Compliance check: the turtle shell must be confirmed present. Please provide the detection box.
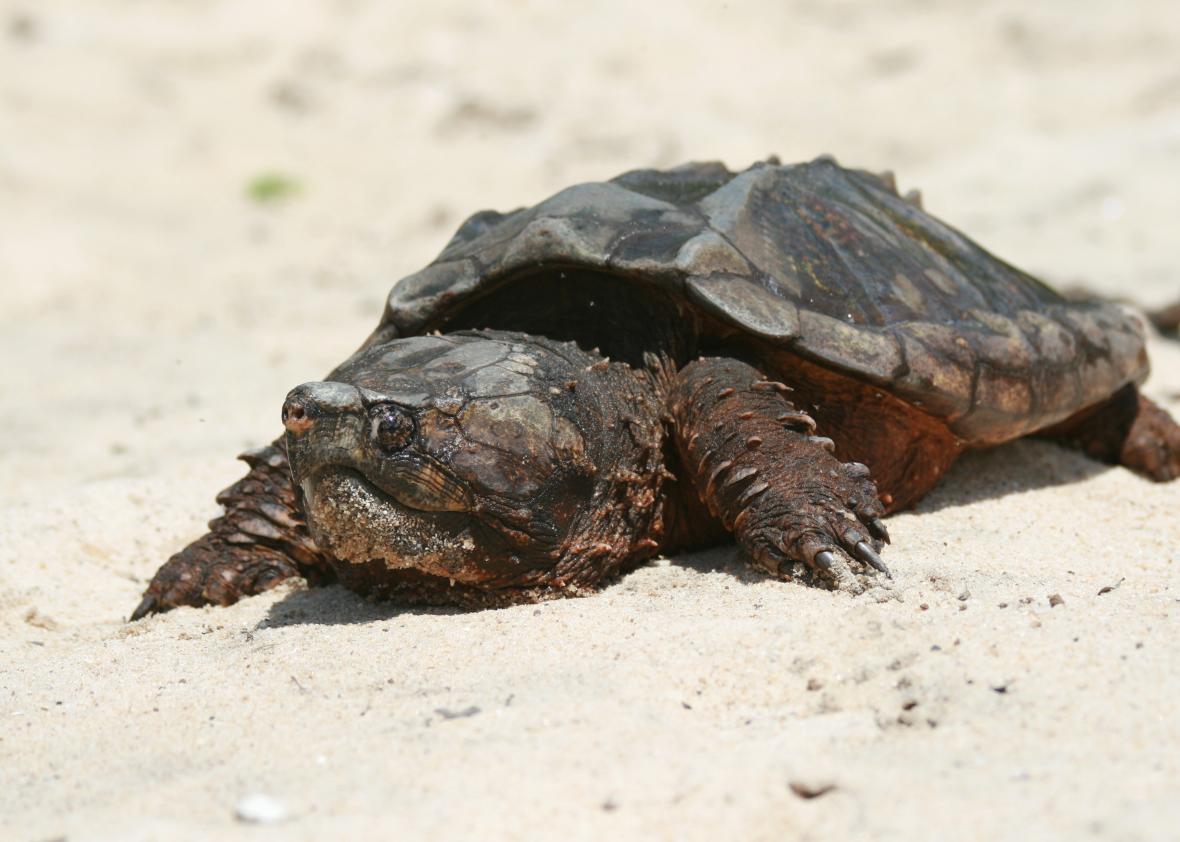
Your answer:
[374,157,1149,444]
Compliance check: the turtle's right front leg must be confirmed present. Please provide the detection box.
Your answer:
[131,440,335,620]
[667,357,891,591]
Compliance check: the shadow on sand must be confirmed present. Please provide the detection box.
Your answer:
[913,438,1113,514]
[259,585,465,629]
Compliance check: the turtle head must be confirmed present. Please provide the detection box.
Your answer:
[281,331,666,598]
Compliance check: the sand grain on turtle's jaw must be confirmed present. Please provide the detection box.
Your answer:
[302,467,477,580]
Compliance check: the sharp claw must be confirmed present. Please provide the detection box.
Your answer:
[853,541,891,577]
[867,517,891,544]
[812,550,837,572]
[129,594,158,622]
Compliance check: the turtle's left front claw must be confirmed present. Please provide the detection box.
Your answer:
[867,517,890,544]
[853,541,891,577]
[129,595,158,623]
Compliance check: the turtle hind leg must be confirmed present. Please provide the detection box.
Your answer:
[667,356,892,592]
[1042,384,1180,482]
[131,440,335,620]
[1148,299,1180,335]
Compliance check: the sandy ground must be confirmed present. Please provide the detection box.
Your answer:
[3,1,1180,839]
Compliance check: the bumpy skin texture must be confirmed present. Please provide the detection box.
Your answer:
[1043,385,1180,482]
[131,444,333,620]
[133,157,1180,618]
[283,331,670,606]
[669,358,889,591]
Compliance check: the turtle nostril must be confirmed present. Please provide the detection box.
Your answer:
[282,398,314,435]
[283,381,360,435]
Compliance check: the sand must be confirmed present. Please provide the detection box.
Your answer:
[2,1,1179,839]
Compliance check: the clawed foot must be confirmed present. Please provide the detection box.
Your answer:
[667,357,898,595]
[131,535,305,621]
[741,460,892,593]
[130,442,334,621]
[1119,394,1180,482]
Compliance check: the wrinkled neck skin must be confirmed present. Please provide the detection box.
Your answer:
[284,329,670,605]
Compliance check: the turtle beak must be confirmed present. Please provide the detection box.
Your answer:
[282,382,369,492]
[282,382,363,437]
[282,380,472,515]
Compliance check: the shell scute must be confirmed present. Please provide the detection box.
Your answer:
[964,309,1037,371]
[686,275,799,342]
[894,329,974,420]
[797,311,904,383]
[674,231,752,277]
[1015,311,1078,367]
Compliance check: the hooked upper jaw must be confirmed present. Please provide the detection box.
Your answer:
[281,378,484,581]
[282,381,364,437]
[282,380,472,515]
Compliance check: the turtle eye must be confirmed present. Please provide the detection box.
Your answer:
[370,405,416,453]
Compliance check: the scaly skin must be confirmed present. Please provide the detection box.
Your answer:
[134,340,1180,619]
[130,443,334,621]
[1043,384,1180,482]
[135,333,671,616]
[130,158,1180,619]
[668,357,890,592]
[129,330,1180,613]
[134,343,1180,618]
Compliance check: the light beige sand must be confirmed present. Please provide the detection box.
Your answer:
[3,1,1179,839]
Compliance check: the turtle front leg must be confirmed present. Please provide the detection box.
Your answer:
[131,440,335,620]
[668,357,890,591]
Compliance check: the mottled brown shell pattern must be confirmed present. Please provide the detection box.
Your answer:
[377,157,1148,445]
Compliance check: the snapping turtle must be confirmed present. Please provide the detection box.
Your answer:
[133,156,1180,618]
